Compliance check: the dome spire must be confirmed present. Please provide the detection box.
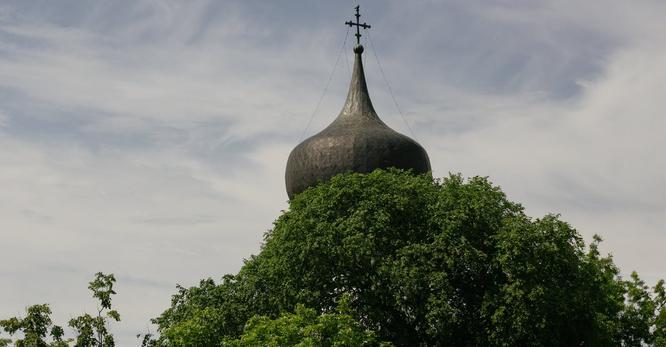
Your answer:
[285,6,431,199]
[338,31,379,123]
[339,5,380,124]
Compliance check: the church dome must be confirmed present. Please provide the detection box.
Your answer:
[285,43,431,199]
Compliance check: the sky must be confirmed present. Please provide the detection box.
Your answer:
[1,0,665,344]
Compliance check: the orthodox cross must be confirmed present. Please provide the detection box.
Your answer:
[345,5,371,45]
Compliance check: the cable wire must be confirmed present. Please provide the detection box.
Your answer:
[367,30,418,140]
[299,27,351,141]
[343,32,351,75]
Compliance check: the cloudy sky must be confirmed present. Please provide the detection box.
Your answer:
[1,0,665,344]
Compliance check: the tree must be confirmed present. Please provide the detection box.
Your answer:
[68,273,121,347]
[0,304,68,347]
[654,279,666,346]
[151,169,666,346]
[0,273,120,347]
[222,297,391,347]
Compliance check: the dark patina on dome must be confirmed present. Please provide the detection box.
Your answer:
[285,44,431,199]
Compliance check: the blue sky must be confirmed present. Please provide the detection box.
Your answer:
[1,0,665,344]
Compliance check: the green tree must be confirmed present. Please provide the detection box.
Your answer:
[222,298,391,347]
[0,273,120,347]
[0,304,68,347]
[68,273,121,347]
[654,279,666,346]
[150,169,666,346]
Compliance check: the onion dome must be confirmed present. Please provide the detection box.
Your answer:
[284,42,431,199]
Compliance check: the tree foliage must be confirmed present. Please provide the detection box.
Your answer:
[222,296,391,347]
[150,169,666,346]
[68,273,120,347]
[0,304,67,347]
[0,273,120,347]
[4,170,665,346]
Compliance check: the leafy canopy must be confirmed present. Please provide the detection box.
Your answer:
[222,295,391,347]
[151,169,666,346]
[0,272,120,347]
[5,170,663,346]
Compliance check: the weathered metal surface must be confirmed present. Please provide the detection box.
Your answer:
[285,45,431,199]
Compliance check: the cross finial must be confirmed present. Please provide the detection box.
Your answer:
[345,5,371,46]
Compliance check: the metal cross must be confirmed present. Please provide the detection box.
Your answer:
[345,5,371,45]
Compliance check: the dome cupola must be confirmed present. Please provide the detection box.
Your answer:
[285,7,431,199]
